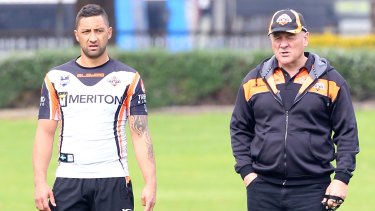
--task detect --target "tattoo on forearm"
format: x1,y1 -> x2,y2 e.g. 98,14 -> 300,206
145,130 -> 154,159
130,115 -> 154,159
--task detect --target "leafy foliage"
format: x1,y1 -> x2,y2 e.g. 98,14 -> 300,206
0,48 -> 373,108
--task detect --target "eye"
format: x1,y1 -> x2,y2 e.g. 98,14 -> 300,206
287,35 -> 296,40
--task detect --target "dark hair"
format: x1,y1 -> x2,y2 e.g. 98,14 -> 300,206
75,4 -> 109,27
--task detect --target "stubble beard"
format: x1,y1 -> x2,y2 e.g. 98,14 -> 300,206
82,45 -> 107,59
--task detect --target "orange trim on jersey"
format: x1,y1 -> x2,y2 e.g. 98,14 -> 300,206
294,69 -> 310,85
309,79 -> 340,102
116,102 -> 126,156
116,72 -> 140,156
243,79 -> 269,101
44,76 -> 60,119
125,72 -> 141,116
273,69 -> 285,85
328,80 -> 340,102
58,120 -> 62,154
266,76 -> 279,96
298,71 -> 314,95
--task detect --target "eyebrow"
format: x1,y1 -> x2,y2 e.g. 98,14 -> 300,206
79,27 -> 105,31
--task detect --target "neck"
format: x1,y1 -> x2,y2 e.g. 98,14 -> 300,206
77,53 -> 109,68
280,56 -> 308,77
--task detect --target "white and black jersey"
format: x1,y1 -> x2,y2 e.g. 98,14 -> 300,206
38,58 -> 148,178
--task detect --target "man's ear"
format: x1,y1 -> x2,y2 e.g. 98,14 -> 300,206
303,32 -> 309,47
108,27 -> 113,40
74,30 -> 79,42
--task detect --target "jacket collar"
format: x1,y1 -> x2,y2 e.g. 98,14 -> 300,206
259,52 -> 330,104
260,52 -> 329,79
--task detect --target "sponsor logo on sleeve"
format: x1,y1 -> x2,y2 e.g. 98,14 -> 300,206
40,96 -> 46,107
137,94 -> 147,104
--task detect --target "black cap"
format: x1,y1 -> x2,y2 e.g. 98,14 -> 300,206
268,9 -> 307,36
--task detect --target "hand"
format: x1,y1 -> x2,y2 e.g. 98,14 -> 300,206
141,183 -> 156,211
322,179 -> 347,210
34,182 -> 56,211
243,173 -> 258,187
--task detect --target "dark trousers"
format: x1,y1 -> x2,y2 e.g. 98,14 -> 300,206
50,177 -> 134,211
247,177 -> 329,211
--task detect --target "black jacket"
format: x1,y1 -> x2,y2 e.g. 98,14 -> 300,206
230,53 -> 359,185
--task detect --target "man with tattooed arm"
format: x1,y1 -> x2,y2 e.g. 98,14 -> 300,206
32,4 -> 156,211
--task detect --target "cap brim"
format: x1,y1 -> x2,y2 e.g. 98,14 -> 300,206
268,27 -> 308,36
268,27 -> 303,36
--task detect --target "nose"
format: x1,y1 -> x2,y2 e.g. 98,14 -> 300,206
89,32 -> 98,42
279,38 -> 289,48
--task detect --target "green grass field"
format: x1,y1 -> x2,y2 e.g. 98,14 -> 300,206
0,108 -> 374,211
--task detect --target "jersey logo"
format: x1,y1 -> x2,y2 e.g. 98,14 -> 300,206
60,75 -> 70,87
59,153 -> 74,163
276,14 -> 292,25
108,76 -> 121,86
58,92 -> 68,107
77,73 -> 105,78
57,92 -> 124,106
314,82 -> 325,91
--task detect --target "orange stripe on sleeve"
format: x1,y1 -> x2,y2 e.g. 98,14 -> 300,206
115,72 -> 141,156
124,72 -> 141,116
243,79 -> 269,101
44,76 -> 60,120
328,80 -> 340,102
308,79 -> 340,102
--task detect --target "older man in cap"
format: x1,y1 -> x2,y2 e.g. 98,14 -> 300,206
230,8 -> 359,211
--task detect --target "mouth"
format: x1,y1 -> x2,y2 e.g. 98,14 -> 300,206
88,44 -> 98,50
280,51 -> 290,56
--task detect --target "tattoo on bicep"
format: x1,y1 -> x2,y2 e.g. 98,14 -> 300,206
130,115 -> 147,136
130,115 -> 154,159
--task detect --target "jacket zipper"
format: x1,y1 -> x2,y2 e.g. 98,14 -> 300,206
283,110 -> 289,185
262,68 -> 321,185
282,79 -> 318,185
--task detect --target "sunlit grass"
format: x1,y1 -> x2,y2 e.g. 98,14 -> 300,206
0,109 -> 374,210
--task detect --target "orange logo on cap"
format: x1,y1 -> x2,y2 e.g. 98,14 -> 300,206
276,14 -> 292,25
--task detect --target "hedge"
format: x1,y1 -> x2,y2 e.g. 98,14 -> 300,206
0,48 -> 373,108
309,33 -> 375,49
